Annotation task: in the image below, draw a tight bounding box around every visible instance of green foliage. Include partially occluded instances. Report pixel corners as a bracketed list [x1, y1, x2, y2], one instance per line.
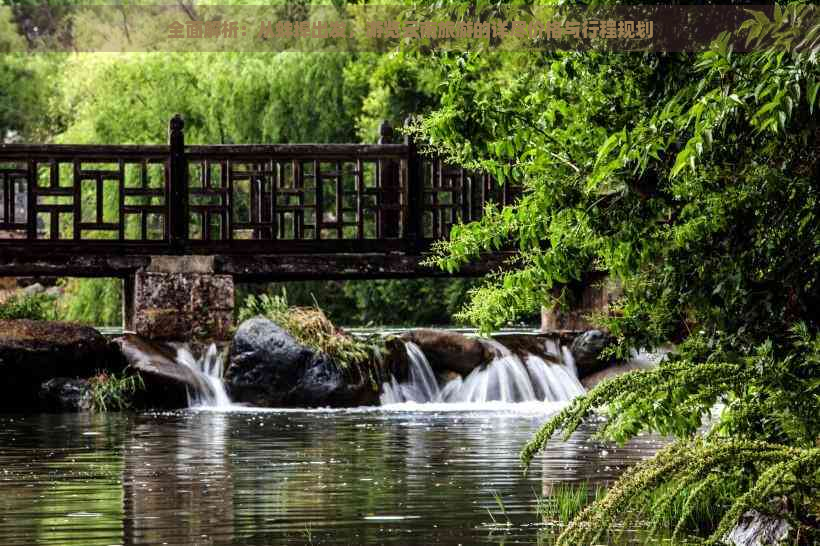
[339, 278, 483, 326]
[239, 278, 487, 327]
[0, 54, 61, 141]
[520, 327, 820, 543]
[0, 293, 58, 321]
[408, 5, 820, 543]
[88, 371, 144, 413]
[59, 278, 122, 327]
[541, 440, 819, 546]
[537, 482, 607, 526]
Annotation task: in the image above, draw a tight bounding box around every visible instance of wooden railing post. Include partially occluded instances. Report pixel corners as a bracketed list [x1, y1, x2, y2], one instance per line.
[378, 120, 400, 239]
[404, 116, 423, 252]
[168, 114, 188, 250]
[26, 160, 36, 240]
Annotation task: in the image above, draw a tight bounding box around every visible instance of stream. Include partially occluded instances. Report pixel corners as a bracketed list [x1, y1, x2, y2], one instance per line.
[0, 331, 678, 545]
[0, 408, 671, 546]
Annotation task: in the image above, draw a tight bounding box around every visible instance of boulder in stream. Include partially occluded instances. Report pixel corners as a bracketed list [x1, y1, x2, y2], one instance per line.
[39, 377, 91, 412]
[570, 329, 614, 378]
[225, 317, 380, 407]
[724, 509, 792, 546]
[0, 319, 122, 411]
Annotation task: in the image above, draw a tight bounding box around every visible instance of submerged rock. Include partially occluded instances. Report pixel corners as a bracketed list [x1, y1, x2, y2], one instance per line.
[225, 317, 380, 407]
[570, 329, 613, 378]
[0, 319, 122, 411]
[400, 329, 489, 376]
[39, 378, 91, 412]
[580, 360, 645, 389]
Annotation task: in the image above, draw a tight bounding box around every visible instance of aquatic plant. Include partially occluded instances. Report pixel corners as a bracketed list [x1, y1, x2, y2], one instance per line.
[0, 292, 58, 321]
[88, 372, 144, 412]
[486, 490, 512, 527]
[536, 482, 607, 526]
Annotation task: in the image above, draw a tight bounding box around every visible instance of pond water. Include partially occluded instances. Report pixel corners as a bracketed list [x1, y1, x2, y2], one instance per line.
[0, 405, 672, 546]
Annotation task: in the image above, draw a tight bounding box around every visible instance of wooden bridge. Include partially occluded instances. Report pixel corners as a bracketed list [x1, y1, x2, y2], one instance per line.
[0, 116, 516, 281]
[0, 116, 518, 339]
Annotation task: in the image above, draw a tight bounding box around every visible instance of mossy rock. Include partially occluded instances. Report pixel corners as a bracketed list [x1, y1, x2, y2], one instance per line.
[0, 319, 124, 411]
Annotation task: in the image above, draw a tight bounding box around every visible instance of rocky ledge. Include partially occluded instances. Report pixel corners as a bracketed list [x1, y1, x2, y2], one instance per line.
[0, 319, 123, 411]
[0, 314, 656, 412]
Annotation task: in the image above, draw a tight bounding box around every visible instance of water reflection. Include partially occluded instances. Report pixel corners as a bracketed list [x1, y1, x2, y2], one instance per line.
[123, 412, 234, 545]
[0, 409, 671, 545]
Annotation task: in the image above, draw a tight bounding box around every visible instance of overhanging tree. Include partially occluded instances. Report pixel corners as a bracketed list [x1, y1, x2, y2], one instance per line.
[413, 5, 819, 543]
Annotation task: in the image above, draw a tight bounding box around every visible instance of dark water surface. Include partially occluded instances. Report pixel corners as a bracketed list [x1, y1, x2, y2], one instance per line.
[0, 405, 670, 545]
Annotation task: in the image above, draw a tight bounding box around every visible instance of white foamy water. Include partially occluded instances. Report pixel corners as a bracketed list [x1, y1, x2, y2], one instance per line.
[176, 344, 233, 409]
[380, 338, 586, 406]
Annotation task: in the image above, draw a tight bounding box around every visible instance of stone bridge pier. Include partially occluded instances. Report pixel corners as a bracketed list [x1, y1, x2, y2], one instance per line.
[540, 276, 622, 332]
[123, 256, 235, 341]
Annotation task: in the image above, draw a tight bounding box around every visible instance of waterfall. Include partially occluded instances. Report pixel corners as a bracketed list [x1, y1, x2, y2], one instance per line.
[380, 341, 441, 404]
[176, 344, 232, 408]
[525, 355, 585, 401]
[380, 337, 585, 405]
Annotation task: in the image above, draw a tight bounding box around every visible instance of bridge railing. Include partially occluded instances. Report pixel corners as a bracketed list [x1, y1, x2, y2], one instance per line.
[0, 116, 517, 255]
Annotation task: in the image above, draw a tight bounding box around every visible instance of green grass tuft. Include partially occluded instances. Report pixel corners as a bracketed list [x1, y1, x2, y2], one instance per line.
[537, 482, 607, 525]
[88, 372, 144, 412]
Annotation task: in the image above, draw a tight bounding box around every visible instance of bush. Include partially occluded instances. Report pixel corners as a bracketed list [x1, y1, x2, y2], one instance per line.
[238, 278, 521, 328]
[0, 293, 58, 321]
[59, 278, 121, 326]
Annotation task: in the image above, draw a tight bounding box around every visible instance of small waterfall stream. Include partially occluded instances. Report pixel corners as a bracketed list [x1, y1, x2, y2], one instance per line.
[168, 336, 586, 409]
[380, 337, 585, 405]
[176, 344, 232, 408]
[381, 342, 442, 403]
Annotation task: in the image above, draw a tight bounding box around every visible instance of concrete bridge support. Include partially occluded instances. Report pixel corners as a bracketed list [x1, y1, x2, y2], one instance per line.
[124, 256, 235, 341]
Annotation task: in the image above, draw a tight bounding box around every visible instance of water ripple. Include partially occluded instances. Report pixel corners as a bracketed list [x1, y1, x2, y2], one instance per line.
[0, 409, 669, 545]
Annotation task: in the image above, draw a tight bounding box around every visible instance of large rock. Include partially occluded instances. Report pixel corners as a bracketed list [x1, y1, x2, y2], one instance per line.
[39, 378, 91, 412]
[114, 334, 211, 409]
[570, 329, 613, 378]
[0, 320, 123, 411]
[225, 317, 379, 407]
[400, 329, 489, 376]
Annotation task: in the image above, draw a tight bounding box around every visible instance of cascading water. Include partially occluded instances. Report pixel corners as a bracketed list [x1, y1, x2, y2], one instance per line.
[380, 341, 441, 404]
[380, 337, 586, 405]
[176, 343, 232, 408]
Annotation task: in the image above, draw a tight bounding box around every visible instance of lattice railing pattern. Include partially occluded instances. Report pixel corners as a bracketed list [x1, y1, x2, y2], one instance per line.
[0, 117, 518, 253]
[0, 152, 169, 243]
[184, 152, 407, 243]
[420, 158, 520, 240]
[0, 162, 28, 237]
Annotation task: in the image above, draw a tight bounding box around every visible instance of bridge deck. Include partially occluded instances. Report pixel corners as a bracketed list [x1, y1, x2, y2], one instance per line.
[0, 116, 517, 279]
